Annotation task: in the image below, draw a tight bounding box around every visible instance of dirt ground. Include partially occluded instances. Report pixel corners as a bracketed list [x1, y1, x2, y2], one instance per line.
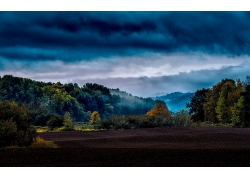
[38, 127, 250, 149]
[1, 127, 250, 167]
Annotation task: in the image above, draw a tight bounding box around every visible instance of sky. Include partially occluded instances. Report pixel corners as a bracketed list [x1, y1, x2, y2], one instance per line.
[1, 11, 250, 97]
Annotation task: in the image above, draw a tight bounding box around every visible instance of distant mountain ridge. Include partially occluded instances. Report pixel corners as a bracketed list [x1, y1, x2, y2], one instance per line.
[153, 92, 194, 112]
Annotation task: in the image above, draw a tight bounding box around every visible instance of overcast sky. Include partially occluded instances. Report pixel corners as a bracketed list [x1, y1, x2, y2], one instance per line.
[1, 11, 250, 97]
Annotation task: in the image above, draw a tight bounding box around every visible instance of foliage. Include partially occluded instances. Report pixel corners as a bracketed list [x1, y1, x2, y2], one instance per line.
[191, 121, 233, 127]
[47, 115, 64, 131]
[63, 111, 74, 130]
[231, 85, 250, 127]
[214, 79, 242, 123]
[110, 88, 165, 116]
[31, 137, 58, 148]
[98, 108, 191, 130]
[186, 88, 209, 122]
[231, 96, 245, 127]
[0, 120, 18, 147]
[35, 126, 48, 133]
[0, 100, 37, 147]
[171, 109, 193, 127]
[90, 111, 100, 125]
[241, 85, 250, 127]
[185, 77, 249, 127]
[0, 75, 161, 126]
[146, 103, 171, 117]
[74, 122, 97, 131]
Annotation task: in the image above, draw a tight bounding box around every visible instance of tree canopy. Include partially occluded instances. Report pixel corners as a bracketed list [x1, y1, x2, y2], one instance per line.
[0, 100, 37, 147]
[146, 103, 171, 117]
[186, 77, 250, 127]
[0, 75, 162, 126]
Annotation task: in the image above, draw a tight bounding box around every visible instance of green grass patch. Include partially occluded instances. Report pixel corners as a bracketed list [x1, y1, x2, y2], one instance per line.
[74, 122, 97, 131]
[191, 121, 233, 127]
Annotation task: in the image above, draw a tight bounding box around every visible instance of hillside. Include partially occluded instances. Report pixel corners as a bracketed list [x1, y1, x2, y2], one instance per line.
[0, 75, 163, 126]
[154, 92, 194, 112]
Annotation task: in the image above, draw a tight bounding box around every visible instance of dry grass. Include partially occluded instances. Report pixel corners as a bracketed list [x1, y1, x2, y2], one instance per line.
[30, 137, 58, 148]
[35, 126, 48, 133]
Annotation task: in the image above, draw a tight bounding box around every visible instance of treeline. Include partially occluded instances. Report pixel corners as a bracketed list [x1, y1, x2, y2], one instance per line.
[0, 75, 164, 126]
[187, 76, 250, 127]
[98, 104, 192, 130]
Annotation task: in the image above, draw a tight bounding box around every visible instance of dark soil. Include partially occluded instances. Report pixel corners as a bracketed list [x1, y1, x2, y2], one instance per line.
[1, 127, 250, 167]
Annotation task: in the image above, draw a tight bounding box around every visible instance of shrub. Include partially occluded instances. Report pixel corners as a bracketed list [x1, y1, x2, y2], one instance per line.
[31, 137, 58, 148]
[47, 115, 64, 131]
[0, 119, 18, 147]
[98, 112, 193, 130]
[0, 100, 37, 147]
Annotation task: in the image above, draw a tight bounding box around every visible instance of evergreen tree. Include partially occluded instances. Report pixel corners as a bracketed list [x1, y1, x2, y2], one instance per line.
[186, 88, 209, 122]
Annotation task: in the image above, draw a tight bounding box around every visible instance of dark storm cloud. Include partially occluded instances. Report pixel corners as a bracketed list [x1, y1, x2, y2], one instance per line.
[1, 11, 250, 97]
[1, 11, 250, 61]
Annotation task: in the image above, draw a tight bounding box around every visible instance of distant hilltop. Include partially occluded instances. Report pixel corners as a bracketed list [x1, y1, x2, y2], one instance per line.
[153, 92, 194, 112]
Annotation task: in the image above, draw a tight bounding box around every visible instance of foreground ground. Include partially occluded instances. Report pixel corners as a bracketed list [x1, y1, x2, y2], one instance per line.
[1, 127, 250, 166]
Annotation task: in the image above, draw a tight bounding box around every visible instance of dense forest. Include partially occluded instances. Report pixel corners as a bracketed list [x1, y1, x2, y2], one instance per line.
[187, 76, 250, 127]
[0, 75, 165, 126]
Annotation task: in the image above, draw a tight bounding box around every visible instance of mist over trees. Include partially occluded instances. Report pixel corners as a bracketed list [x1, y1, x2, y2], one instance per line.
[0, 75, 164, 127]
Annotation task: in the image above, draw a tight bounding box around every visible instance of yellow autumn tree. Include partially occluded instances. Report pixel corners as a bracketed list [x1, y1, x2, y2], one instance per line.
[146, 103, 171, 117]
[90, 111, 100, 125]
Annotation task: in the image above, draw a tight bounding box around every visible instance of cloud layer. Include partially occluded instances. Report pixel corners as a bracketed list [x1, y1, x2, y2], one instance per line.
[0, 12, 250, 97]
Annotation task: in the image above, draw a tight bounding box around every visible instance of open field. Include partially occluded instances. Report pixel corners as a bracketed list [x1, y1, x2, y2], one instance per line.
[1, 127, 250, 166]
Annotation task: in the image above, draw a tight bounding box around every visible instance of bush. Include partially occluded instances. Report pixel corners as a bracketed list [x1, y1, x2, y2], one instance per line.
[31, 137, 58, 148]
[0, 100, 37, 147]
[0, 119, 17, 147]
[98, 114, 192, 130]
[47, 115, 64, 131]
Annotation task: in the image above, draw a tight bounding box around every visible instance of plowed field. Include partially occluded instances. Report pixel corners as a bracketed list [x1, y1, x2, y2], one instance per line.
[1, 127, 250, 166]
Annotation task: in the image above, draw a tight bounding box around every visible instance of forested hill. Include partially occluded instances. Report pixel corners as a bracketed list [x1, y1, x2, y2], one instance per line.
[154, 92, 194, 112]
[0, 75, 163, 126]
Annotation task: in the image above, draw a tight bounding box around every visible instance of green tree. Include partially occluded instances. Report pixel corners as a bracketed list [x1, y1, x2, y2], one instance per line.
[0, 100, 37, 147]
[90, 111, 100, 125]
[216, 90, 228, 123]
[231, 96, 245, 127]
[215, 81, 239, 123]
[203, 79, 235, 123]
[63, 111, 74, 130]
[186, 88, 209, 122]
[232, 85, 250, 127]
